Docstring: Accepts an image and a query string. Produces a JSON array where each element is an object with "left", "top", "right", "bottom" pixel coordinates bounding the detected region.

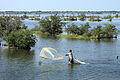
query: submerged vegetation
[
  {"left": 88, "top": 17, "right": 102, "bottom": 22},
  {"left": 0, "top": 11, "right": 120, "bottom": 22},
  {"left": 31, "top": 15, "right": 118, "bottom": 40},
  {"left": 0, "top": 16, "right": 36, "bottom": 49},
  {"left": 0, "top": 12, "right": 119, "bottom": 49},
  {"left": 38, "top": 14, "right": 65, "bottom": 35},
  {"left": 6, "top": 29, "right": 36, "bottom": 49},
  {"left": 64, "top": 23, "right": 118, "bottom": 39},
  {"left": 30, "top": 14, "right": 118, "bottom": 40}
]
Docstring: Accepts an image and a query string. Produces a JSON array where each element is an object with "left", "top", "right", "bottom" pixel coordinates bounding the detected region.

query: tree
[
  {"left": 65, "top": 22, "right": 91, "bottom": 36},
  {"left": 115, "top": 13, "right": 119, "bottom": 18},
  {"left": 65, "top": 23, "right": 81, "bottom": 34},
  {"left": 108, "top": 15, "right": 112, "bottom": 22},
  {"left": 79, "top": 22, "right": 91, "bottom": 35},
  {"left": 39, "top": 14, "right": 64, "bottom": 35},
  {"left": 84, "top": 22, "right": 91, "bottom": 33},
  {"left": 91, "top": 25, "right": 102, "bottom": 39},
  {"left": 0, "top": 16, "right": 36, "bottom": 49},
  {"left": 6, "top": 29, "right": 36, "bottom": 49},
  {"left": 0, "top": 16, "right": 27, "bottom": 39},
  {"left": 102, "top": 24, "right": 118, "bottom": 38},
  {"left": 79, "top": 13, "right": 86, "bottom": 21},
  {"left": 22, "top": 12, "right": 29, "bottom": 18}
]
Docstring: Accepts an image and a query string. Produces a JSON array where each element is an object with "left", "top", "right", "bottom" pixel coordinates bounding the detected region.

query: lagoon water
[{"left": 0, "top": 17, "right": 120, "bottom": 80}]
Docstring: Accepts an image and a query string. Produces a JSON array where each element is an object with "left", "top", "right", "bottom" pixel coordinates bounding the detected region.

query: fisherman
[
  {"left": 117, "top": 56, "right": 119, "bottom": 59},
  {"left": 65, "top": 49, "right": 74, "bottom": 64}
]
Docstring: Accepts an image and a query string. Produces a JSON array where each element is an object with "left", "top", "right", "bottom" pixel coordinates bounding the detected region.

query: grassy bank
[
  {"left": 57, "top": 34, "right": 98, "bottom": 40},
  {"left": 57, "top": 34, "right": 118, "bottom": 40},
  {"left": 32, "top": 31, "right": 42, "bottom": 35},
  {"left": 32, "top": 31, "right": 92, "bottom": 40},
  {"left": 32, "top": 30, "right": 117, "bottom": 40}
]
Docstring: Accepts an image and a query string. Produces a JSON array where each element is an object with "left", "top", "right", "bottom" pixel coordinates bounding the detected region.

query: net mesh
[{"left": 39, "top": 47, "right": 64, "bottom": 60}]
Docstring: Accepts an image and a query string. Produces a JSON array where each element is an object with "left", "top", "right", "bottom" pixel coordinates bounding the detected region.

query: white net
[{"left": 39, "top": 47, "right": 64, "bottom": 60}]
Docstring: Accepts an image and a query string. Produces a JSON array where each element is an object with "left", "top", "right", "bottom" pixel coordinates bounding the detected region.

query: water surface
[
  {"left": 0, "top": 15, "right": 120, "bottom": 80},
  {"left": 0, "top": 35, "right": 120, "bottom": 80}
]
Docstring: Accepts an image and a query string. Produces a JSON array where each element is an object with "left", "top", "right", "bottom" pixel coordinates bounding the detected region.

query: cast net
[{"left": 39, "top": 47, "right": 64, "bottom": 60}]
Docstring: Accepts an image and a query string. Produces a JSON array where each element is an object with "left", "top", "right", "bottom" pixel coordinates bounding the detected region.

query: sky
[{"left": 0, "top": 0, "right": 120, "bottom": 11}]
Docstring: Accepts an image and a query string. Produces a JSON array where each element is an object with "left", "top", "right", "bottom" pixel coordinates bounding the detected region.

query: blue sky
[{"left": 0, "top": 0, "right": 120, "bottom": 11}]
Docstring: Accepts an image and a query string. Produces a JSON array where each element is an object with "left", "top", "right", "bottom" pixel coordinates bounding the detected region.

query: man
[
  {"left": 65, "top": 50, "right": 74, "bottom": 64},
  {"left": 117, "top": 56, "right": 119, "bottom": 59}
]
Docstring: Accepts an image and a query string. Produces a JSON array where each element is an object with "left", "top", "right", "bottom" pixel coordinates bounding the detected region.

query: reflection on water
[
  {"left": 5, "top": 49, "right": 34, "bottom": 59},
  {"left": 68, "top": 64, "right": 81, "bottom": 80},
  {"left": 39, "top": 34, "right": 60, "bottom": 39},
  {"left": 68, "top": 64, "right": 74, "bottom": 80},
  {"left": 0, "top": 48, "right": 35, "bottom": 80}
]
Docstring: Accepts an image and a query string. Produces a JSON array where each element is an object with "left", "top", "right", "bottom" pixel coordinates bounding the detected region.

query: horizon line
[{"left": 0, "top": 10, "right": 120, "bottom": 12}]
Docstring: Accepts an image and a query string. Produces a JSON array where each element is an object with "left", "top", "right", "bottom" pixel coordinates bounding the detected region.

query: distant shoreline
[{"left": 0, "top": 11, "right": 120, "bottom": 14}]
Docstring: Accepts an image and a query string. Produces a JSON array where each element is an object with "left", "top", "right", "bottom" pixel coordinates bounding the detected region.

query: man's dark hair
[{"left": 69, "top": 49, "right": 72, "bottom": 52}]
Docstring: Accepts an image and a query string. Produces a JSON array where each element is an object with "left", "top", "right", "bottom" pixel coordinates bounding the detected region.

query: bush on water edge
[
  {"left": 6, "top": 29, "right": 36, "bottom": 49},
  {"left": 57, "top": 34, "right": 96, "bottom": 40},
  {"left": 0, "top": 16, "right": 36, "bottom": 49},
  {"left": 57, "top": 34, "right": 117, "bottom": 40}
]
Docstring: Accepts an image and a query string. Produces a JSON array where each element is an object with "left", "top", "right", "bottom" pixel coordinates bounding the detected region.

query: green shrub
[
  {"left": 6, "top": 29, "right": 36, "bottom": 49},
  {"left": 39, "top": 14, "right": 64, "bottom": 35},
  {"left": 65, "top": 22, "right": 91, "bottom": 35},
  {"left": 0, "top": 16, "right": 27, "bottom": 39}
]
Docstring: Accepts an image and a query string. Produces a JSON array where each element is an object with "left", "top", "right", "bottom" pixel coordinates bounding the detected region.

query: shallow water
[
  {"left": 0, "top": 35, "right": 120, "bottom": 80},
  {"left": 0, "top": 16, "right": 120, "bottom": 80}
]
